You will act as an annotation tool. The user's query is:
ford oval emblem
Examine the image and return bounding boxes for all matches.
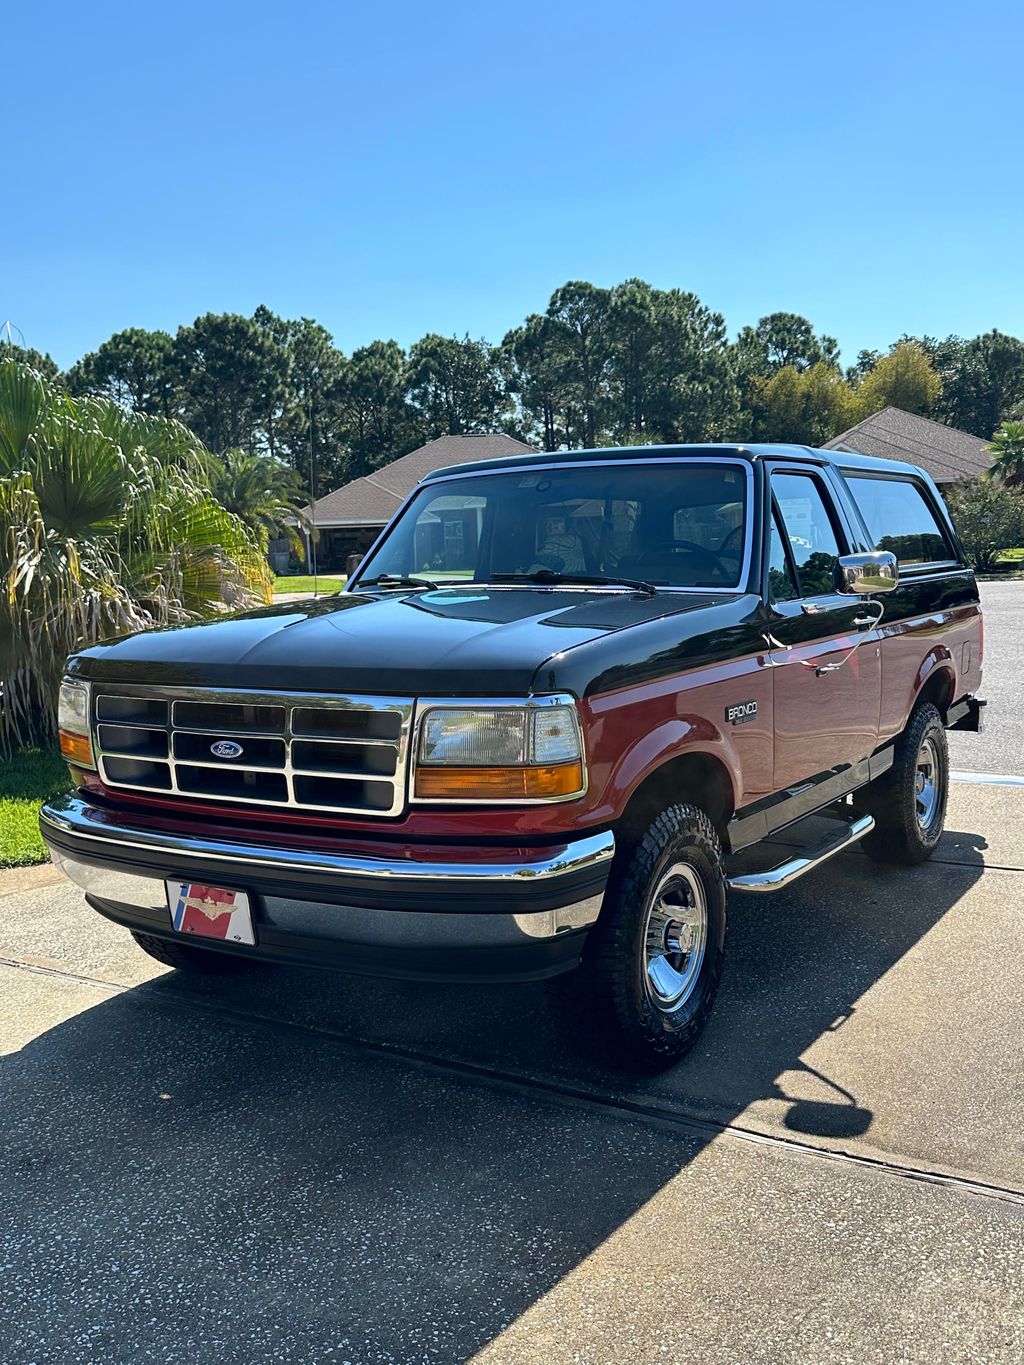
[210,740,244,760]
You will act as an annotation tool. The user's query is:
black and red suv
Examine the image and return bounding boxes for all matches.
[41,443,984,1070]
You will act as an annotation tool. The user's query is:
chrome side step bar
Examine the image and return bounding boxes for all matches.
[726,814,874,895]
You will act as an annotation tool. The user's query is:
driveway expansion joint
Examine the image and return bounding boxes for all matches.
[4,947,1021,1211]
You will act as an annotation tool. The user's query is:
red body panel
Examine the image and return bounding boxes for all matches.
[877,600,981,742]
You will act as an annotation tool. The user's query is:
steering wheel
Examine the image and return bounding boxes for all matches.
[642,539,732,579]
[718,525,744,557]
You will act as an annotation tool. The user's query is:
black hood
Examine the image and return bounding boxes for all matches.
[69,586,732,696]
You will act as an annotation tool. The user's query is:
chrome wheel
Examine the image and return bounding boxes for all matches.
[643,862,708,1013]
[915,736,940,830]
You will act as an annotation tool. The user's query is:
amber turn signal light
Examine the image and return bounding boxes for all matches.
[59,729,94,768]
[415,760,584,801]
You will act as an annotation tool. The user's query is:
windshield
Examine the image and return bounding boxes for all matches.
[354,462,749,591]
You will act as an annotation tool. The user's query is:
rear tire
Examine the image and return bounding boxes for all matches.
[130,930,252,974]
[547,803,727,1073]
[858,701,948,865]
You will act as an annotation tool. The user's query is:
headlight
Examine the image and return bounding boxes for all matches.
[414,698,585,801]
[58,678,95,769]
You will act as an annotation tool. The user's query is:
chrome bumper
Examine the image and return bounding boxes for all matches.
[40,793,615,981]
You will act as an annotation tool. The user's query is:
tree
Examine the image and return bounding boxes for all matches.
[266,313,348,492]
[172,311,290,456]
[752,362,852,444]
[0,340,59,380]
[846,349,881,383]
[408,334,507,437]
[916,330,1024,435]
[943,477,1024,572]
[735,312,839,377]
[65,327,178,416]
[605,281,739,443]
[850,341,941,420]
[336,340,417,481]
[987,420,1024,486]
[0,359,271,749]
[501,314,577,451]
[210,447,313,551]
[649,289,739,442]
[546,282,612,447]
[959,331,1024,435]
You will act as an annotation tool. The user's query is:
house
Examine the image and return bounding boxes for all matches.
[824,406,991,491]
[294,412,989,574]
[300,433,535,572]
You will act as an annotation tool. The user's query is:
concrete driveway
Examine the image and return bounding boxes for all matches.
[2,583,1022,1364]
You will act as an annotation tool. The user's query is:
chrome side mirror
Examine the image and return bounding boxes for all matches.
[834,551,898,595]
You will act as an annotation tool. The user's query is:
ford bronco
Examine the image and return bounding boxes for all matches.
[41,443,985,1070]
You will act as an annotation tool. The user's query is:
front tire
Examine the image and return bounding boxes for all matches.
[858,701,949,865]
[130,930,253,974]
[548,803,727,1072]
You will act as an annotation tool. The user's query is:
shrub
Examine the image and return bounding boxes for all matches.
[0,359,272,749]
[943,477,1024,573]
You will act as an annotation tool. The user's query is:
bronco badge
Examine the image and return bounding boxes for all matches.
[725,700,758,726]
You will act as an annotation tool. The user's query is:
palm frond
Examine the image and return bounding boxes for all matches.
[0,361,273,749]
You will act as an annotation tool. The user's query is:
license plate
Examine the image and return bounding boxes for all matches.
[166,881,256,946]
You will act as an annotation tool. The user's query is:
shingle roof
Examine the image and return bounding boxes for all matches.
[302,434,536,526]
[824,406,990,485]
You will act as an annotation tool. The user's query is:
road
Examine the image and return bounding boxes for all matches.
[948,580,1023,776]
[1,581,1021,1363]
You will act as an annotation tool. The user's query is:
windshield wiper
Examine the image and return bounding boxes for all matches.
[489,570,657,597]
[358,573,439,591]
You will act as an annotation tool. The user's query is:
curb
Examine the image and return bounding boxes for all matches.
[0,861,64,898]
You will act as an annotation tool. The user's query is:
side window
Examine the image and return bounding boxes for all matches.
[767,507,799,602]
[772,472,843,598]
[845,475,956,567]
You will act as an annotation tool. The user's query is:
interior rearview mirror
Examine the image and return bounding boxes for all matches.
[834,551,898,595]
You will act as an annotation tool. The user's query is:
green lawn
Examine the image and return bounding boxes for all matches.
[272,574,347,595]
[0,748,71,868]
[997,547,1024,564]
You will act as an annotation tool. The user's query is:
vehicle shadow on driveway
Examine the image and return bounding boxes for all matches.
[0,832,990,1362]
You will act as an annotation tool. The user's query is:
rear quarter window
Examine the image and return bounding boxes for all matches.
[844,474,957,568]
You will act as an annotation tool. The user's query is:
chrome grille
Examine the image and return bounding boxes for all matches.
[93,686,414,817]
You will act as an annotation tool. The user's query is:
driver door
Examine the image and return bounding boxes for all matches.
[765,467,882,790]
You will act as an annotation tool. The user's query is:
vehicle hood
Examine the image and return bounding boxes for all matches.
[69,586,730,696]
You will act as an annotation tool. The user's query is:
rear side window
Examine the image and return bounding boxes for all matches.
[846,475,956,567]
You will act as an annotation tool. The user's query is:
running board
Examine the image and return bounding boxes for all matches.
[726,814,875,895]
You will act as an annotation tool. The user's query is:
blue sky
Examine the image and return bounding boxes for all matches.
[5,0,1022,370]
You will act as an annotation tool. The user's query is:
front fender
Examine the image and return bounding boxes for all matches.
[580,701,742,826]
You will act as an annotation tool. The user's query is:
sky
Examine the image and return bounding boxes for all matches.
[4,0,1022,371]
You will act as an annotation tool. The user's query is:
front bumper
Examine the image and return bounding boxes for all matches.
[40,793,615,983]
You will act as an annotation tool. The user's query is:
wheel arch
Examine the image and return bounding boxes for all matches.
[616,749,737,852]
[912,650,956,719]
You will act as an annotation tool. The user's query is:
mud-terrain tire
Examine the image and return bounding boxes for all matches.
[130,930,252,974]
[547,803,727,1073]
[858,701,949,866]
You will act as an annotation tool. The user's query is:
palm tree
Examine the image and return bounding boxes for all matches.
[209,447,313,553]
[0,359,272,749]
[987,421,1024,486]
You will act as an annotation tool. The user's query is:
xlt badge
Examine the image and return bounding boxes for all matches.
[725,701,758,726]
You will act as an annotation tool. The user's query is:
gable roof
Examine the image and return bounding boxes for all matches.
[303,433,535,526]
[824,406,991,484]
